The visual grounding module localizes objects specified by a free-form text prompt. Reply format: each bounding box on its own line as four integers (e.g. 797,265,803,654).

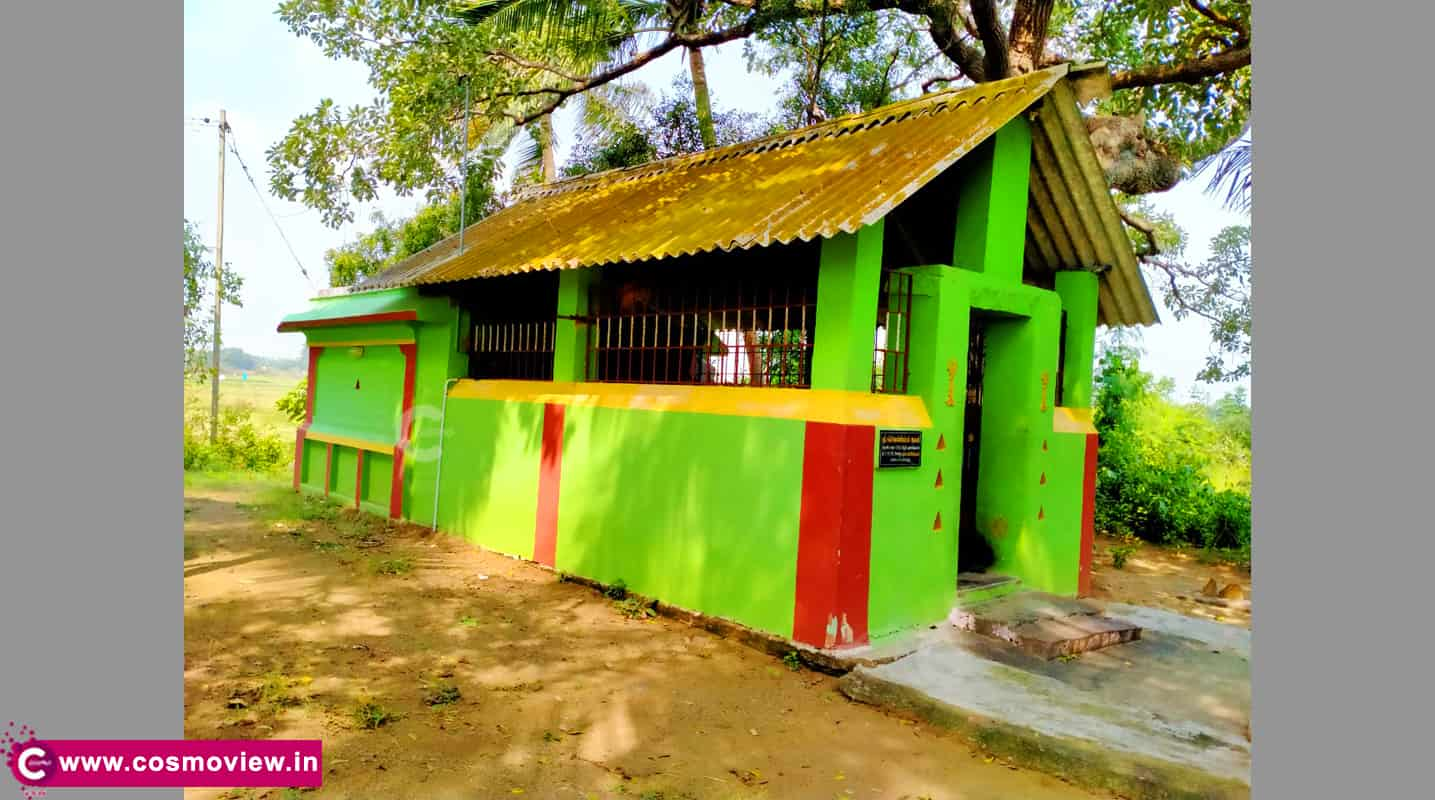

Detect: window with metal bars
453,271,559,381
584,252,819,388
872,271,914,394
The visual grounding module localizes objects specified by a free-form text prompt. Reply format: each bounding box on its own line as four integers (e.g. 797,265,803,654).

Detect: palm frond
1194,132,1252,214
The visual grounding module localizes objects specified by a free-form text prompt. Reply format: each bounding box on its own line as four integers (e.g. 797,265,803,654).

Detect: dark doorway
957,313,997,574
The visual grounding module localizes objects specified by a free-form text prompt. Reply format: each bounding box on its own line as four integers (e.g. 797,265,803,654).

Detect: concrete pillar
952,118,1033,285
811,221,885,391
552,268,592,382
1054,270,1099,408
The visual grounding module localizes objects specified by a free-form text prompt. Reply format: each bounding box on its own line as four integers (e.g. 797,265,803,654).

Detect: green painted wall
431,398,545,558
1054,270,1099,408
555,406,806,636
812,221,884,391
310,345,406,444
952,118,1033,284
867,266,963,640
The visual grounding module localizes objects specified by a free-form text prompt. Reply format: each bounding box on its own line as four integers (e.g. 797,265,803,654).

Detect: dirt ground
184,478,1103,800
1087,534,1251,628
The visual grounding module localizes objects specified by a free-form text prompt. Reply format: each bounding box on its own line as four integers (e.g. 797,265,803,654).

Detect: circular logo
12,741,57,786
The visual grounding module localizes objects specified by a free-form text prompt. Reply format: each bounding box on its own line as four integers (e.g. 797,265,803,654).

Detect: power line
223,125,318,289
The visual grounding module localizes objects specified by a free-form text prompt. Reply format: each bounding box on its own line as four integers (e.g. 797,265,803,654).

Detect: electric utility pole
210,109,228,443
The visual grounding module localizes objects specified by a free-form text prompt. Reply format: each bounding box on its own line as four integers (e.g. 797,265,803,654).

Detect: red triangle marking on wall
1040,472,1047,485
1037,506,1046,520
934,470,944,489
1041,439,1048,451
933,512,942,531
936,434,947,451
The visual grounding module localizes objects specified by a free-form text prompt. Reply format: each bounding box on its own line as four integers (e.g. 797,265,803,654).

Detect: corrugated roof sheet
1024,79,1158,326
358,65,1156,326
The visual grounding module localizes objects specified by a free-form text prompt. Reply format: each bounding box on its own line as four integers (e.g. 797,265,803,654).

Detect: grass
782,651,802,672
369,557,414,576
352,699,398,730
183,371,302,436
422,682,462,707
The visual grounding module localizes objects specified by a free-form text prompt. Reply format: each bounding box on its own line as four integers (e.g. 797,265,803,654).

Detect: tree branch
1112,45,1250,89
968,0,1009,79
1186,0,1248,38
1119,208,1160,256
487,50,585,83
489,18,759,125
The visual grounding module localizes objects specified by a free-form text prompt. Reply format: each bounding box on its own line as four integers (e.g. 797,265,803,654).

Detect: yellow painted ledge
450,380,933,429
1052,406,1097,435
302,429,395,454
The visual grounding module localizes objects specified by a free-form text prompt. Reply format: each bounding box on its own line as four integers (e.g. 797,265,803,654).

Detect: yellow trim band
302,429,395,454
449,379,933,428
1052,406,1097,435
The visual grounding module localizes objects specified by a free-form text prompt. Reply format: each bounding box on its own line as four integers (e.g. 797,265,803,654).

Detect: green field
183,371,304,436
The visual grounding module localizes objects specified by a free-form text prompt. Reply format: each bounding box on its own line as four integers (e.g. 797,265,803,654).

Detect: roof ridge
511,65,1071,204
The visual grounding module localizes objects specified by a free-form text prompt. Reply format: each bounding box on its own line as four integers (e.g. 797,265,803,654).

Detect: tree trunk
687,46,717,150
1008,0,1056,75
539,113,557,183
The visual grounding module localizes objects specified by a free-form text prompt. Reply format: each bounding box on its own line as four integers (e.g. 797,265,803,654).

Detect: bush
183,400,289,473
275,379,307,424
1093,345,1251,551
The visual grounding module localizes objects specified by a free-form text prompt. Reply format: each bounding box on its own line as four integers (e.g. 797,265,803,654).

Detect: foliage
743,9,938,127
1194,130,1251,213
277,1,1251,222
221,347,306,373
1147,224,1251,383
183,400,289,473
782,651,802,671
183,219,243,380
324,161,501,286
370,557,415,576
563,75,774,177
276,380,309,425
422,682,462,706
1109,543,1137,570
603,579,628,600
1093,342,1250,550
1073,0,1252,165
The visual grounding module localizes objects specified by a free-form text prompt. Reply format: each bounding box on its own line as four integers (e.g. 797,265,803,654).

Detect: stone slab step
949,592,1142,660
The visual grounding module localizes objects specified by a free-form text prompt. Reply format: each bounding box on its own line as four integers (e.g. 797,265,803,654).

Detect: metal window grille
469,320,556,380
871,271,914,394
585,266,817,388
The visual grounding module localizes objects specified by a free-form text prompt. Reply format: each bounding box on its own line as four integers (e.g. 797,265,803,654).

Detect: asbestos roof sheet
358,64,1157,326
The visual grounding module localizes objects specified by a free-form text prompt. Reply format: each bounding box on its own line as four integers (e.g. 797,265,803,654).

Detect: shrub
183,401,289,472
275,380,308,424
1092,345,1251,550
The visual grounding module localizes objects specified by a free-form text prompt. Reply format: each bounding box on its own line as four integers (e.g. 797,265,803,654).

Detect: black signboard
877,429,922,468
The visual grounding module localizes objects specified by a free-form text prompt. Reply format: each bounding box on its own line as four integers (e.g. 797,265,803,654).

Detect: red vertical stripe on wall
389,343,418,520
355,449,365,510
323,443,333,498
293,346,320,491
533,402,565,568
793,422,874,649
1078,432,1099,597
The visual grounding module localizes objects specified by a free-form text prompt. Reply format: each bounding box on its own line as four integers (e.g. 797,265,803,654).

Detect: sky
183,1,1250,402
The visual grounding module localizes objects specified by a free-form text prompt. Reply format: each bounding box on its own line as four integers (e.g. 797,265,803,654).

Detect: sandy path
184,480,1103,800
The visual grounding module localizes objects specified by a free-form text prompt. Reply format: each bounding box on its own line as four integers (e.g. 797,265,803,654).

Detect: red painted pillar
293,346,320,491
1077,432,1098,597
389,343,418,520
792,422,874,649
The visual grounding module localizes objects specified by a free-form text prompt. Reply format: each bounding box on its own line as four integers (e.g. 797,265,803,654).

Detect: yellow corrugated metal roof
361,64,1157,326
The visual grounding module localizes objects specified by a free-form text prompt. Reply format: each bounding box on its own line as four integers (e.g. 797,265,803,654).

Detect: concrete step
949,592,1141,660
955,573,1022,605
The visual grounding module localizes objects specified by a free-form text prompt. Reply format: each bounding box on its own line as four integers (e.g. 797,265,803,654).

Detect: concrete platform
840,602,1250,800
950,591,1143,659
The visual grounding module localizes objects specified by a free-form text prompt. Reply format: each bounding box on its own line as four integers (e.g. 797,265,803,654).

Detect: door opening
958,313,997,575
